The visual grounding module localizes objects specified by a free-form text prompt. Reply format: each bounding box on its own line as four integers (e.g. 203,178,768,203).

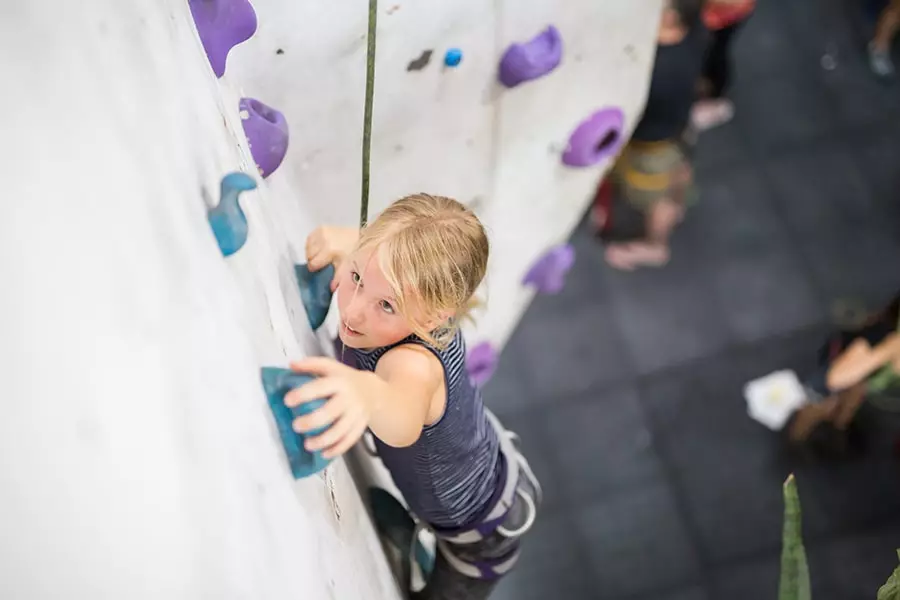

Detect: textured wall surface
229,0,661,348
0,0,658,598
0,2,397,599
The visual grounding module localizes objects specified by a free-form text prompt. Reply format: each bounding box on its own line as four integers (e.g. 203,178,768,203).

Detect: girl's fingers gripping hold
283,374,339,408
305,414,355,452
324,418,369,458
292,394,344,434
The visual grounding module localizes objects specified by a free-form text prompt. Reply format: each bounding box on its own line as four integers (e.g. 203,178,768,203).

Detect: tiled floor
484,1,900,598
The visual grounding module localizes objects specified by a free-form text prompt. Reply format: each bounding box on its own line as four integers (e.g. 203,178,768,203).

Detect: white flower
743,370,810,431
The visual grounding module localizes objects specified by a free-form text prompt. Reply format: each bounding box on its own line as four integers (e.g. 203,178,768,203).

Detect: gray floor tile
577,483,703,598
731,0,810,79
814,521,900,599
543,386,664,505
496,411,567,515
605,266,733,375
507,300,634,399
798,409,900,537
797,224,900,309
616,587,710,600
816,53,900,130
490,513,595,600
692,120,751,176
684,165,791,260
845,124,900,223
639,357,795,563
762,144,883,238
709,550,832,600
731,73,837,153
710,240,826,344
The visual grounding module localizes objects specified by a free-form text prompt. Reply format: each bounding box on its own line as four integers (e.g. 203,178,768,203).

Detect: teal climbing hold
295,263,335,330
260,367,333,479
207,172,258,257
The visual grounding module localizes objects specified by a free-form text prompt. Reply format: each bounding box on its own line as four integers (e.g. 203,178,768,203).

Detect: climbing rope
360,0,378,228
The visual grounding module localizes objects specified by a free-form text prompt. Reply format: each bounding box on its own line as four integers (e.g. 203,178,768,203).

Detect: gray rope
360,0,377,228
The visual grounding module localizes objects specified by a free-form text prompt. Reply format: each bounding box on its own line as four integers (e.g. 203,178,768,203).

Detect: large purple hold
561,107,625,168
240,98,290,178
522,244,575,294
499,25,563,88
467,342,498,387
189,0,258,78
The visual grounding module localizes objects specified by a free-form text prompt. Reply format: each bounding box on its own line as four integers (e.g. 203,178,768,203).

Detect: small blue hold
295,263,335,330
260,367,332,479
444,48,463,67
207,172,258,257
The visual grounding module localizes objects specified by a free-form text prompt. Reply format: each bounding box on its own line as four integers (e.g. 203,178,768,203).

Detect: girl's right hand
305,226,359,273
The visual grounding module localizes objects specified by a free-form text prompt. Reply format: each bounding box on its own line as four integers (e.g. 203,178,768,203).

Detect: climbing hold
467,342,498,387
522,244,575,294
295,263,335,330
260,367,333,479
561,107,625,168
498,25,563,88
444,48,463,67
239,98,290,178
407,49,434,72
369,487,435,584
207,172,258,257
188,0,258,78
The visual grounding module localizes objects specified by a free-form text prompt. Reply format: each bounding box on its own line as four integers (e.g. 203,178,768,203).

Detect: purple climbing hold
239,98,290,178
498,25,564,88
467,342,499,387
522,244,575,294
561,107,625,168
189,0,258,78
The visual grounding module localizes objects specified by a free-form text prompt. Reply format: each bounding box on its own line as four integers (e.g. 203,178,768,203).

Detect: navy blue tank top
347,330,504,530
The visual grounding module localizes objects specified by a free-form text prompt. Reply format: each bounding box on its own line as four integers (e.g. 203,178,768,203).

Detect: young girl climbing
286,194,541,600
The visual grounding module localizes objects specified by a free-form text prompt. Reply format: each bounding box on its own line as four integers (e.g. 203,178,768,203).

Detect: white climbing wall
0,1,397,599
229,0,662,349
0,1,659,599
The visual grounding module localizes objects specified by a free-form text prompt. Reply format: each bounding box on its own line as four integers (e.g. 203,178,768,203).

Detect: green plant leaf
877,550,900,600
779,474,811,600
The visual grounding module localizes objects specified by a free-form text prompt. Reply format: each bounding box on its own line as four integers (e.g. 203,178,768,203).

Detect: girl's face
335,248,417,349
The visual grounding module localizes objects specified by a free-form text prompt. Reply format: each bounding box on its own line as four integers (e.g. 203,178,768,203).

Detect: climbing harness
370,408,542,587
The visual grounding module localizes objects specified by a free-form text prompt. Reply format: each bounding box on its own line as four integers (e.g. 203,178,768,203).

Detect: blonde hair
355,193,489,348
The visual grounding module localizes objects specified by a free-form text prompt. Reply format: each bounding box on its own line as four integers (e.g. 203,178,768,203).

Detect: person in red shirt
691,0,756,131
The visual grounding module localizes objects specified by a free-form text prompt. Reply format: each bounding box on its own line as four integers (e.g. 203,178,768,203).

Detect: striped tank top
348,330,504,530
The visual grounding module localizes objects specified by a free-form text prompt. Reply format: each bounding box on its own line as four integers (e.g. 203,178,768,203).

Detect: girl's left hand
285,357,378,459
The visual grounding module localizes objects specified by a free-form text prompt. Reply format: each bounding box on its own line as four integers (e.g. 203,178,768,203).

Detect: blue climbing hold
207,172,258,257
295,263,335,330
444,48,463,67
260,367,333,479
